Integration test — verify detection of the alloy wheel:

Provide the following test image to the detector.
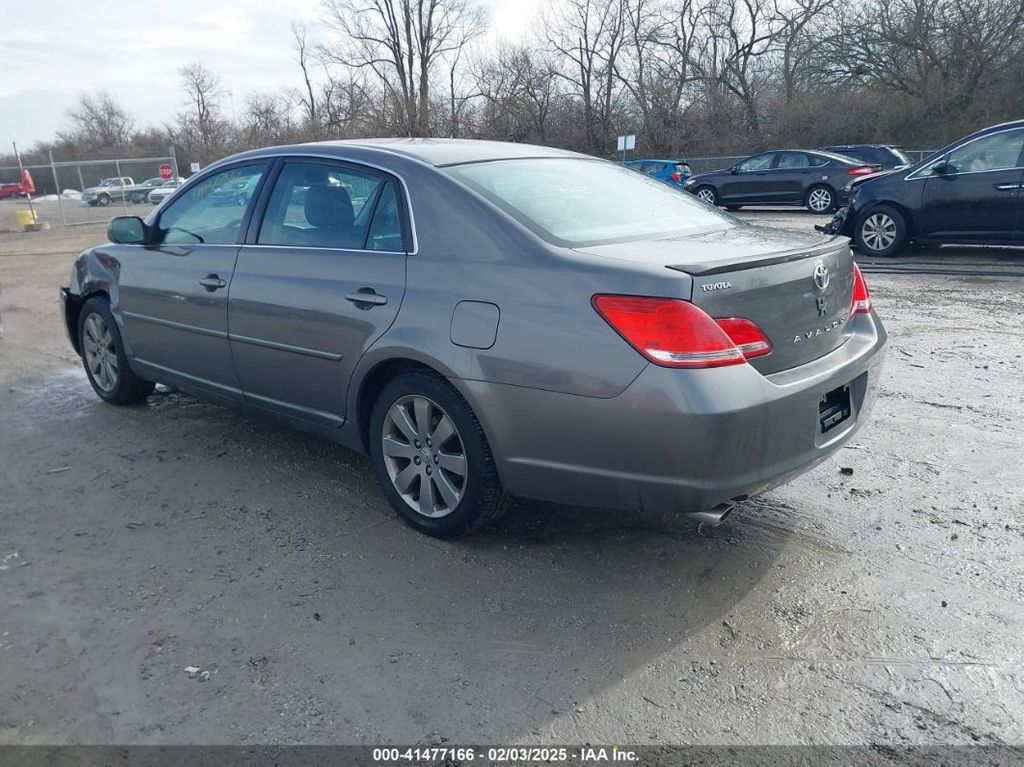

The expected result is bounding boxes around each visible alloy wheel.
[861,213,897,251]
[696,188,716,204]
[381,394,467,519]
[808,188,833,212]
[82,313,119,392]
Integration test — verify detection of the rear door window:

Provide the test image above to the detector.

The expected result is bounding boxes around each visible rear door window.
[776,152,811,169]
[365,182,405,252]
[257,161,388,249]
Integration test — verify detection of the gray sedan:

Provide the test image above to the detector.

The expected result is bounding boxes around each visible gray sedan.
[61,139,887,537]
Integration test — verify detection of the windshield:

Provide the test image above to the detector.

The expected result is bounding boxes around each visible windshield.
[448,158,734,246]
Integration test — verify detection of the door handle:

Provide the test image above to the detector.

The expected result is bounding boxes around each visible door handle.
[345,289,388,307]
[199,274,227,291]
[993,183,1022,191]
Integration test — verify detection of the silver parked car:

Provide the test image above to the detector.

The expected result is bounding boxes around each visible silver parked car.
[146,178,185,205]
[61,139,887,537]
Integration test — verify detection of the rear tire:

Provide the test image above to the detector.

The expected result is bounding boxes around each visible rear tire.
[693,185,719,206]
[854,204,908,257]
[78,296,154,404]
[368,371,508,538]
[805,185,835,213]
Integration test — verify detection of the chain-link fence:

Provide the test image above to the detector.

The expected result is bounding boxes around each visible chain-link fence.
[0,150,181,227]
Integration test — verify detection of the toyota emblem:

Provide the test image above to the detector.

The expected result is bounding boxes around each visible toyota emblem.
[812,263,830,292]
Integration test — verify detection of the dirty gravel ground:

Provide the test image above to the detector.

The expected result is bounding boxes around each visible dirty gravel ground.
[0,202,1022,746]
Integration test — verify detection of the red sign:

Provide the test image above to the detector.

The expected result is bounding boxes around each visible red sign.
[158,163,174,181]
[21,168,35,195]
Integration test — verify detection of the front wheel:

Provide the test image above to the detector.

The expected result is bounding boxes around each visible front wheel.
[78,296,154,404]
[369,371,508,538]
[854,205,908,257]
[693,185,718,206]
[805,185,835,213]
[97,193,111,207]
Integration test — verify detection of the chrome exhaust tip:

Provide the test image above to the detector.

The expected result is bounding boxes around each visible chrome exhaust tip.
[687,502,734,528]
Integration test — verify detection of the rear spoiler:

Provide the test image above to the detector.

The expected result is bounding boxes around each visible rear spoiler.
[666,237,848,276]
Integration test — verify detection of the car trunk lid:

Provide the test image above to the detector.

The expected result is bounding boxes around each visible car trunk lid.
[577,225,855,374]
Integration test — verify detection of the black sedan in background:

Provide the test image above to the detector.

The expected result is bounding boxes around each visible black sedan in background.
[822,119,1024,257]
[818,144,911,170]
[684,150,880,213]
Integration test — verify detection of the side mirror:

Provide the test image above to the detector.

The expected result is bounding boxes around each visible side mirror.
[108,216,147,244]
[730,165,740,174]
[931,161,954,176]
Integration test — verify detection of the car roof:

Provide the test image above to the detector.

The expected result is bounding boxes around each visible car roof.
[820,144,900,149]
[804,149,860,164]
[752,149,858,164]
[243,138,593,167]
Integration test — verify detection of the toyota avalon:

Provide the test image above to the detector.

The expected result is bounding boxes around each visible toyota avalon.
[61,139,887,537]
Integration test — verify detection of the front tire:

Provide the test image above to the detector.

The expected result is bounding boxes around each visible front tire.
[693,185,719,206]
[78,296,154,404]
[854,204,908,257]
[369,371,508,538]
[97,193,110,207]
[805,185,835,213]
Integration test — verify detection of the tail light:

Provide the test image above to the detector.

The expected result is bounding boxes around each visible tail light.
[714,317,773,359]
[670,171,682,183]
[847,166,876,176]
[850,263,871,315]
[592,295,771,368]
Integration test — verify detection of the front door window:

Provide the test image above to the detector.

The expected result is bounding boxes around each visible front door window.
[156,164,268,245]
[737,154,774,172]
[944,130,1024,174]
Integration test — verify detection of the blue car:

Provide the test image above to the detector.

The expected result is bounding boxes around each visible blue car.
[624,159,692,189]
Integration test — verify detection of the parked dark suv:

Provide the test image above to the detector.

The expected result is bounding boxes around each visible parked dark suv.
[683,150,880,213]
[822,120,1024,257]
[818,145,911,170]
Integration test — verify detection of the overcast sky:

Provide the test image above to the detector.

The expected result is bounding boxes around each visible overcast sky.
[0,0,538,151]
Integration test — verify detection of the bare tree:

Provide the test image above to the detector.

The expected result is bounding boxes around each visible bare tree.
[321,0,488,136]
[292,21,320,132]
[177,62,231,157]
[841,0,1024,112]
[62,92,136,148]
[472,45,560,143]
[545,0,628,154]
[244,91,294,146]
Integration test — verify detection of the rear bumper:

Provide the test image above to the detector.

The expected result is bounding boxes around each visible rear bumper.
[463,312,887,513]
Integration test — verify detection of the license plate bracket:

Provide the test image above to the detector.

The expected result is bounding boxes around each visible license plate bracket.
[819,384,852,434]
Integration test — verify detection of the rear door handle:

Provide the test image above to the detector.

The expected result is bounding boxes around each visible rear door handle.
[345,289,388,307]
[199,274,227,291]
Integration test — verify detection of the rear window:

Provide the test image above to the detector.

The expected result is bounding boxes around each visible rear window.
[448,158,734,246]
